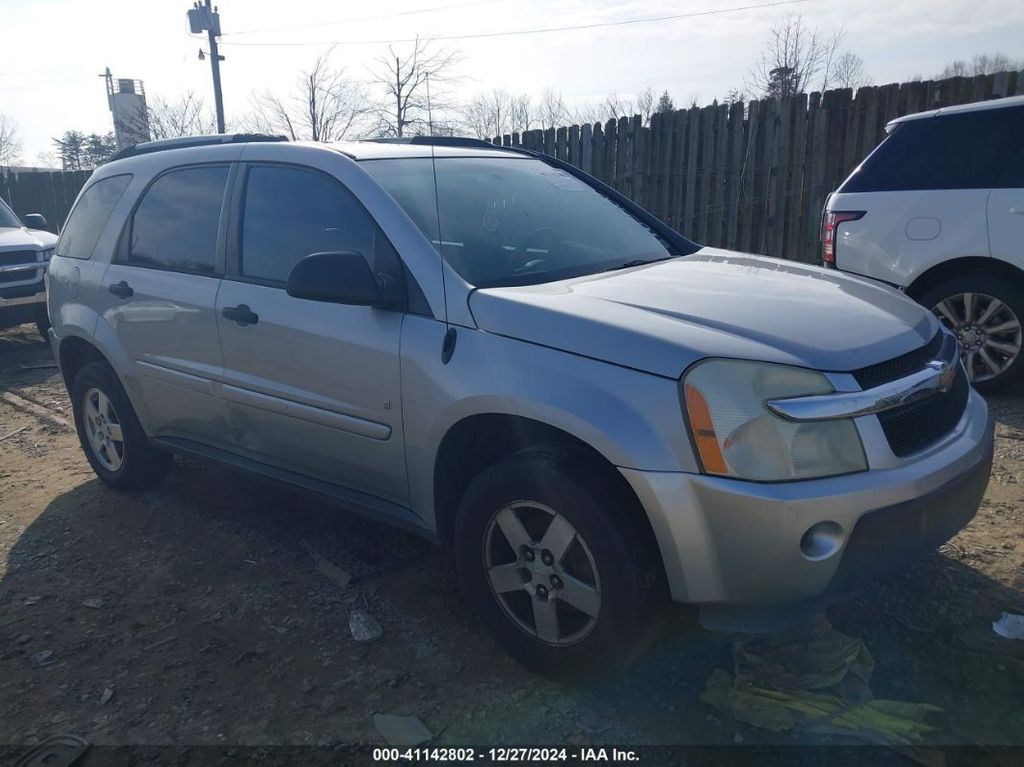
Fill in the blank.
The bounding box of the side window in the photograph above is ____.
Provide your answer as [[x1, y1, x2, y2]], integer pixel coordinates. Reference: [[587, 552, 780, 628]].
[[56, 175, 132, 260], [995, 109, 1024, 189], [128, 165, 228, 275], [842, 106, 1024, 192], [239, 165, 379, 283]]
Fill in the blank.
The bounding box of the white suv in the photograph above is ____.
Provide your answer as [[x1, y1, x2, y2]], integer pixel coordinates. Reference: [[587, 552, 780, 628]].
[[825, 96, 1024, 392]]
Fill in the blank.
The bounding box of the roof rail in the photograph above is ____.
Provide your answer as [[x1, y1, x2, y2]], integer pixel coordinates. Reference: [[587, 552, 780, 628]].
[[363, 136, 502, 149], [107, 134, 288, 163]]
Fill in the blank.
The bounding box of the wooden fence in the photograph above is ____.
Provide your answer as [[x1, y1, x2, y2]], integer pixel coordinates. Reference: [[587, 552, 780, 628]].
[[491, 70, 1024, 263], [0, 168, 91, 233]]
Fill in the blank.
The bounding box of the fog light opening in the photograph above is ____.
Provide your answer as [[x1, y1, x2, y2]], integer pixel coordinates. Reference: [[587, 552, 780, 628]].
[[800, 521, 844, 561]]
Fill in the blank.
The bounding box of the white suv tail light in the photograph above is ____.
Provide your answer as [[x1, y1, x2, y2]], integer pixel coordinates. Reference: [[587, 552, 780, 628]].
[[822, 210, 865, 267]]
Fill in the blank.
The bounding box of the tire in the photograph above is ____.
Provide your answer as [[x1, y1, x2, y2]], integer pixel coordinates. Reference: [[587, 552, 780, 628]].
[[917, 274, 1024, 394], [70, 361, 171, 490], [35, 311, 51, 341], [454, 451, 666, 680]]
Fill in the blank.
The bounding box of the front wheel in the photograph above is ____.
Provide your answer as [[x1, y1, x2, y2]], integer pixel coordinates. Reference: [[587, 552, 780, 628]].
[[918, 274, 1024, 393], [454, 452, 666, 680]]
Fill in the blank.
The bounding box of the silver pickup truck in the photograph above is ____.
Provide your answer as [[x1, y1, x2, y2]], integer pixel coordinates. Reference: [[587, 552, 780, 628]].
[[0, 196, 56, 337], [46, 135, 993, 679]]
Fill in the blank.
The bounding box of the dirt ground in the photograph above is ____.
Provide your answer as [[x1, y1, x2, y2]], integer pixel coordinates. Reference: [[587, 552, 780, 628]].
[[1, 322, 1023, 760]]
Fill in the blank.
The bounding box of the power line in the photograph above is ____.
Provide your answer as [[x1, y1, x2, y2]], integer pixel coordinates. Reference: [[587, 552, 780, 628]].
[[222, 0, 505, 37], [219, 0, 811, 47]]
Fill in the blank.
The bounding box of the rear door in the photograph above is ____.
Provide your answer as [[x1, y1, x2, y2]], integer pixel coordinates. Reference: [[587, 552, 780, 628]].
[[215, 162, 408, 504], [100, 164, 233, 446]]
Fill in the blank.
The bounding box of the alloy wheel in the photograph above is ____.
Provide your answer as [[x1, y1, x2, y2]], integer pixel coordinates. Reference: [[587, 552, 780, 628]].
[[483, 501, 601, 646], [82, 386, 125, 472], [932, 292, 1022, 383]]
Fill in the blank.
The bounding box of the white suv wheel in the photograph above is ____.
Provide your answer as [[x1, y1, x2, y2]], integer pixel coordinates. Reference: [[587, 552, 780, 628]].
[[933, 291, 1023, 383]]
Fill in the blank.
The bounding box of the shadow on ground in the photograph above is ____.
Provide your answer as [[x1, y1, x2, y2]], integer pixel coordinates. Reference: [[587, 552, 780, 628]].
[[1, 454, 1022, 754]]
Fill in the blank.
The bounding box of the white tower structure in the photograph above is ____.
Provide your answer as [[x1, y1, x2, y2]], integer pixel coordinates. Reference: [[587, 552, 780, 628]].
[[103, 68, 151, 150]]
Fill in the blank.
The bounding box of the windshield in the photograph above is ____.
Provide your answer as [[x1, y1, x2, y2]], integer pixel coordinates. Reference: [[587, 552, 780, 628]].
[[362, 156, 688, 288], [0, 198, 23, 229]]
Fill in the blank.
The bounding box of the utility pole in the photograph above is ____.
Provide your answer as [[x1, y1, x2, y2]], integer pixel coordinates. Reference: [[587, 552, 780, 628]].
[[188, 0, 225, 133]]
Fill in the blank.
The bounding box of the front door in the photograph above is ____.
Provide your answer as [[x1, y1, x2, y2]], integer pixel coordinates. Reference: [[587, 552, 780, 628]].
[[215, 163, 408, 504], [99, 164, 232, 446]]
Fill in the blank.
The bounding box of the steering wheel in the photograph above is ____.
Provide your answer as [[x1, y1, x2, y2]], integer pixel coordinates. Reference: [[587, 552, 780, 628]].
[[510, 227, 563, 273]]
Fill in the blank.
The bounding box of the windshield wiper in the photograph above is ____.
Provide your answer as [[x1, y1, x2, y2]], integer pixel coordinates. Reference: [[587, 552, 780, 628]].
[[605, 256, 675, 272]]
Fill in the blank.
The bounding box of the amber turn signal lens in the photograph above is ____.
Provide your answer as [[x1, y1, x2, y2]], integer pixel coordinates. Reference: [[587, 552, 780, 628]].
[[683, 383, 728, 475]]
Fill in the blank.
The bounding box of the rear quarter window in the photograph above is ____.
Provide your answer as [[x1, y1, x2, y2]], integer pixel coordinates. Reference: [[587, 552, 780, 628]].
[[839, 105, 1024, 193], [55, 174, 132, 260]]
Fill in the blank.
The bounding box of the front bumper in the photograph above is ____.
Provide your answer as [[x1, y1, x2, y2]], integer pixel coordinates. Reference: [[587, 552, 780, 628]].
[[0, 287, 47, 326], [621, 389, 993, 611]]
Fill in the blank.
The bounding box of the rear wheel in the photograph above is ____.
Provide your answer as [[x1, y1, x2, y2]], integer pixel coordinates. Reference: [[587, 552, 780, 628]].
[[918, 274, 1024, 393], [70, 361, 171, 490], [454, 452, 666, 680]]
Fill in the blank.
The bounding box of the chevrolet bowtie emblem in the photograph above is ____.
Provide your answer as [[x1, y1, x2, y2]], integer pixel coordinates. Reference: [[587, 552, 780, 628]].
[[927, 357, 957, 393]]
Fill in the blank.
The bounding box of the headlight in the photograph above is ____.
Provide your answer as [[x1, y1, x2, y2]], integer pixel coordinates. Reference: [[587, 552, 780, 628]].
[[41, 247, 55, 261], [682, 359, 867, 481]]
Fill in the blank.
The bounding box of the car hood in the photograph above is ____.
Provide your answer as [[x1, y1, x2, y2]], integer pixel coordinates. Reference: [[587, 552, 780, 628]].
[[0, 226, 57, 250], [469, 248, 938, 379]]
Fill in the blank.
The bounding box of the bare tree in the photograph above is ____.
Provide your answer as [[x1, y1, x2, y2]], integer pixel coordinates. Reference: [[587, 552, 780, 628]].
[[572, 102, 606, 126], [509, 94, 532, 134], [636, 86, 656, 125], [463, 90, 532, 139], [248, 51, 370, 141], [538, 89, 570, 129], [603, 92, 634, 121], [0, 114, 22, 165], [830, 52, 872, 90], [747, 14, 846, 98], [369, 37, 461, 137], [575, 91, 639, 126], [938, 53, 1022, 78], [148, 91, 217, 140]]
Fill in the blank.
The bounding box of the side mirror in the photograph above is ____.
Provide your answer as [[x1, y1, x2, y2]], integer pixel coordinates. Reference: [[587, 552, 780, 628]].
[[286, 251, 402, 308], [22, 213, 47, 230]]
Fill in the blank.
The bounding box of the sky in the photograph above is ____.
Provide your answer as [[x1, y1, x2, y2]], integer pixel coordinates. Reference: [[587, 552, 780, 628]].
[[4, 0, 1023, 165]]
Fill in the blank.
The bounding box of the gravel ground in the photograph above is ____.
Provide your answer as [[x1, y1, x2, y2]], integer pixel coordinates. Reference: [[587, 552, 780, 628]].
[[1, 323, 1022, 761]]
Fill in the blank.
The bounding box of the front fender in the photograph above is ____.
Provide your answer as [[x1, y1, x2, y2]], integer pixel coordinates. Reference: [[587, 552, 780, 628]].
[[401, 317, 697, 528]]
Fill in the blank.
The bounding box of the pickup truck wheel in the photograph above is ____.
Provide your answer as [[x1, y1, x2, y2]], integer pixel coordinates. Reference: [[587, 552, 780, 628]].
[[70, 361, 170, 491], [919, 274, 1024, 393], [35, 313, 51, 341], [454, 452, 665, 680]]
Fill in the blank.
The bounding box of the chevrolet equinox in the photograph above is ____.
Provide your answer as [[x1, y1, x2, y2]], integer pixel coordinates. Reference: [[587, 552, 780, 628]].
[[46, 134, 994, 677]]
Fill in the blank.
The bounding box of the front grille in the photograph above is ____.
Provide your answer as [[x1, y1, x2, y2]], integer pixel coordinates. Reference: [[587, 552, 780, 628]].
[[852, 331, 943, 389], [0, 249, 41, 285], [878, 364, 970, 456], [850, 331, 970, 457]]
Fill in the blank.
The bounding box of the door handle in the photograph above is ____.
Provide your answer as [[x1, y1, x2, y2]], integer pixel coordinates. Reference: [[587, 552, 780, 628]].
[[1010, 208, 1024, 215], [108, 280, 133, 299], [222, 303, 259, 326]]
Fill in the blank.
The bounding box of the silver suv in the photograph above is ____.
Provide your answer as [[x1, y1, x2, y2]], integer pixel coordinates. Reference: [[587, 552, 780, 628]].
[[47, 135, 993, 677]]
